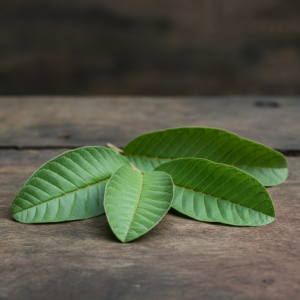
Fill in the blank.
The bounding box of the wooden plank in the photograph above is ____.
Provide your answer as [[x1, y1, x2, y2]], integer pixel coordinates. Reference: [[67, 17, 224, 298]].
[[0, 149, 299, 300], [0, 97, 299, 149]]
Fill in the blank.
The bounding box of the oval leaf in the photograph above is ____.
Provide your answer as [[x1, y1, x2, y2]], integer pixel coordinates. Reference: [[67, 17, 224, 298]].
[[155, 158, 275, 226], [104, 164, 174, 242], [11, 147, 129, 223], [123, 127, 288, 186]]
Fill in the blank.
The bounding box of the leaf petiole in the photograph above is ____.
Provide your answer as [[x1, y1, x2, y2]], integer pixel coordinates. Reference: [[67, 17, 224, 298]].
[[106, 143, 124, 154]]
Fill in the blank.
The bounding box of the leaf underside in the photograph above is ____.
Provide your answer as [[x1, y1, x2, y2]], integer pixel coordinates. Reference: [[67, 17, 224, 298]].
[[155, 158, 275, 226], [11, 147, 129, 223], [104, 164, 174, 242], [123, 127, 288, 186]]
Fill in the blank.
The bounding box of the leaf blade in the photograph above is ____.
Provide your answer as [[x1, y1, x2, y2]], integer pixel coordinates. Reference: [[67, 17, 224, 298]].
[[11, 146, 130, 223], [104, 164, 174, 242], [123, 127, 288, 186], [155, 158, 275, 226]]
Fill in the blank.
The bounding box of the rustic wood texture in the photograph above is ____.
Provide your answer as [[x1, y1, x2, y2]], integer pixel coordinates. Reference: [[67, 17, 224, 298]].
[[0, 98, 299, 300], [0, 97, 299, 149], [0, 150, 300, 300]]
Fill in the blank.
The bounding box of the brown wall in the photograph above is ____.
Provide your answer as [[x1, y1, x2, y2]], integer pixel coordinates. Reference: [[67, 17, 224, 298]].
[[1, 0, 300, 95]]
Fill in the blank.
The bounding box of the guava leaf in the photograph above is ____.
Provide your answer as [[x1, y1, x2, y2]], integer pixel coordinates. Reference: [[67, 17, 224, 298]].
[[123, 127, 288, 186], [155, 158, 275, 226], [11, 147, 129, 223], [104, 164, 174, 242]]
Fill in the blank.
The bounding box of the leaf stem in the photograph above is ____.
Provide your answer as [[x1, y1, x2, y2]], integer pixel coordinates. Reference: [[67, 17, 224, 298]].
[[106, 143, 143, 173], [129, 162, 144, 174], [106, 143, 124, 154]]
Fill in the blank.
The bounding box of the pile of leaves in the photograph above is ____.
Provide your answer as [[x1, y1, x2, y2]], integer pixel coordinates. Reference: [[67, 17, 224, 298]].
[[11, 127, 288, 242]]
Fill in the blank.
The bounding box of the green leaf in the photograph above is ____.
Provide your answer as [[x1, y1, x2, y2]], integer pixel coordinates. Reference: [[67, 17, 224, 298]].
[[11, 147, 129, 223], [155, 158, 275, 226], [104, 164, 174, 242], [123, 127, 288, 186]]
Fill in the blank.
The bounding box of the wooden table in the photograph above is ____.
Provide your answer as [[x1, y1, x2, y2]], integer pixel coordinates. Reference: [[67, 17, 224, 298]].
[[0, 97, 299, 300]]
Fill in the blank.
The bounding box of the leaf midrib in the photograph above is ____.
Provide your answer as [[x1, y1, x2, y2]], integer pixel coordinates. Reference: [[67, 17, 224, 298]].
[[174, 184, 274, 217], [124, 173, 144, 242], [13, 178, 109, 214], [124, 153, 286, 169]]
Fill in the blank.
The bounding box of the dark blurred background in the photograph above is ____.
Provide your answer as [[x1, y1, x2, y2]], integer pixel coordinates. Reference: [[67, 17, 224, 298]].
[[1, 0, 300, 96]]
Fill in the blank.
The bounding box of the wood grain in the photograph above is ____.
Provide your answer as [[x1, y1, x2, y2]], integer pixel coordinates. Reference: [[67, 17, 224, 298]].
[[0, 98, 299, 300], [0, 97, 299, 149], [0, 149, 299, 300]]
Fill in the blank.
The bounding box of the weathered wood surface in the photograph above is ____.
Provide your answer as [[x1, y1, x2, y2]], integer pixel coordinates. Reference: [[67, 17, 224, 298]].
[[0, 97, 299, 149], [0, 98, 300, 300], [0, 150, 300, 300]]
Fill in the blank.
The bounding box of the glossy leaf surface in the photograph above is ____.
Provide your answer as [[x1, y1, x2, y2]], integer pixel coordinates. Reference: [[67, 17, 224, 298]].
[[11, 147, 129, 223], [104, 164, 174, 242], [155, 158, 275, 226], [123, 127, 288, 186]]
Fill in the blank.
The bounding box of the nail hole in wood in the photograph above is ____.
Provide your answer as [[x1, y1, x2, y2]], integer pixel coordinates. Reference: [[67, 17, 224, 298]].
[[58, 135, 70, 140], [262, 279, 274, 285]]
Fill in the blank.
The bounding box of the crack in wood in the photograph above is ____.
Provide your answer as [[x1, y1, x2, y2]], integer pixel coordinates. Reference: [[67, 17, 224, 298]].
[[275, 149, 300, 157], [0, 146, 299, 157]]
